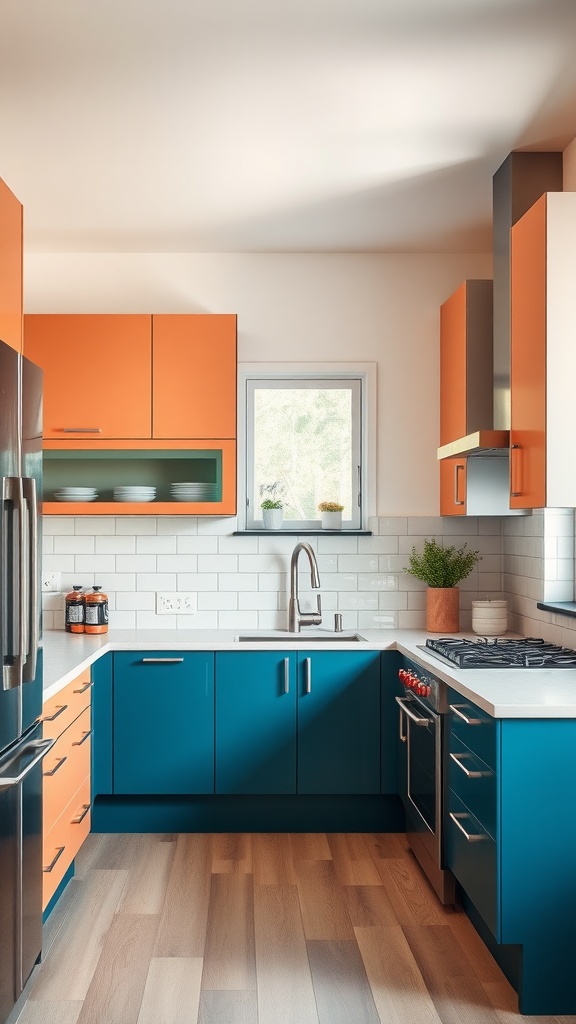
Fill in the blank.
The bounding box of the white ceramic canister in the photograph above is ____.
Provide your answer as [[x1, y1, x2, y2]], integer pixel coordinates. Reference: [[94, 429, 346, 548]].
[[472, 599, 508, 636]]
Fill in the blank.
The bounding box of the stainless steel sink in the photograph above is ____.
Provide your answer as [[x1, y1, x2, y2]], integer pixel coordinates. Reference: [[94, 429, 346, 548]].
[[235, 633, 365, 642]]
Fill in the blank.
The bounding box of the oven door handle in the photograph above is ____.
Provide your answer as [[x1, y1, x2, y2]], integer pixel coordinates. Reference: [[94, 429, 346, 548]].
[[395, 696, 431, 727]]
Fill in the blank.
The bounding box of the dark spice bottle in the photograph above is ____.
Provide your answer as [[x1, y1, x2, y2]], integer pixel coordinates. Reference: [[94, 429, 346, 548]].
[[84, 586, 109, 634], [65, 585, 85, 633]]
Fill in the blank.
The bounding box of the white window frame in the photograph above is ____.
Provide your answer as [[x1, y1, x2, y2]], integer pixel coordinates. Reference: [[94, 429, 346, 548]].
[[238, 363, 376, 531]]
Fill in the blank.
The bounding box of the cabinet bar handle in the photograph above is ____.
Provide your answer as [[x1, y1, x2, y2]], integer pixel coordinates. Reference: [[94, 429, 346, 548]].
[[454, 463, 465, 506], [449, 811, 487, 843], [283, 658, 290, 694], [449, 751, 487, 778], [43, 846, 65, 873], [72, 729, 93, 747], [71, 803, 91, 824], [39, 704, 68, 723], [73, 681, 93, 694], [43, 755, 67, 777], [510, 442, 522, 498], [62, 427, 102, 433], [449, 704, 483, 725], [304, 657, 311, 694], [395, 696, 430, 726], [141, 658, 184, 664]]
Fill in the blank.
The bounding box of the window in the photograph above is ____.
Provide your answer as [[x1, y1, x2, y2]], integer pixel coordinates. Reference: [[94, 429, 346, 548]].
[[241, 366, 373, 531]]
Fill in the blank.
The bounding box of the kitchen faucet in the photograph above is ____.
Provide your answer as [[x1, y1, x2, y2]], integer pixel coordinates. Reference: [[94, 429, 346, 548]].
[[288, 541, 322, 632]]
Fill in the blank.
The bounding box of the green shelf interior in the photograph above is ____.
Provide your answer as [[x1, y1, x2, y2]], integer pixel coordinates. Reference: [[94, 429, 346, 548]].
[[43, 449, 223, 502]]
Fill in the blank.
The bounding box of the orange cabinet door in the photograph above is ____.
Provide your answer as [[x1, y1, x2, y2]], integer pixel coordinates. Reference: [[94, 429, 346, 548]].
[[510, 197, 546, 509], [152, 314, 237, 439], [440, 283, 467, 446], [440, 459, 467, 516], [0, 178, 23, 353], [23, 314, 152, 439]]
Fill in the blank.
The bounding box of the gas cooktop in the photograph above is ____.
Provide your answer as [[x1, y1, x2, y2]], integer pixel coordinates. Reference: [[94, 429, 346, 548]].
[[420, 636, 576, 669]]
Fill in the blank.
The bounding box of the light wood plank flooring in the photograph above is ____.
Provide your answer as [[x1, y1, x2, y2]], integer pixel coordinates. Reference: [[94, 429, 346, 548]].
[[16, 832, 576, 1024]]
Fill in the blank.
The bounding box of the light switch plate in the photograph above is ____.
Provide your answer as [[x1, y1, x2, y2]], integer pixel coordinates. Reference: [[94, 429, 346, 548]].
[[42, 571, 61, 592], [156, 592, 197, 614]]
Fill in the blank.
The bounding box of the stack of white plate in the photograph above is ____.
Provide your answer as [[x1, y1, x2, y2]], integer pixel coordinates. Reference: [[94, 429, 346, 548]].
[[54, 487, 98, 502], [170, 482, 219, 502], [113, 485, 156, 503]]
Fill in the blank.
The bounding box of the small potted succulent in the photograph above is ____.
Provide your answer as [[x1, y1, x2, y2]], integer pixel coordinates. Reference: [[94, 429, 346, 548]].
[[404, 538, 481, 633], [260, 498, 284, 530], [318, 501, 344, 530]]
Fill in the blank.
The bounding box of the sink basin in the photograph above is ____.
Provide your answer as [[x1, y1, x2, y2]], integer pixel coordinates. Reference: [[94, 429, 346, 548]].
[[235, 633, 365, 643]]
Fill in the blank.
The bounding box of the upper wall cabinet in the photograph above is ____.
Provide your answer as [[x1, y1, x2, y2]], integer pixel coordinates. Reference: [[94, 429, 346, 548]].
[[152, 314, 236, 439], [510, 192, 576, 509], [0, 178, 23, 353], [439, 280, 493, 516], [24, 315, 152, 439], [23, 313, 237, 442]]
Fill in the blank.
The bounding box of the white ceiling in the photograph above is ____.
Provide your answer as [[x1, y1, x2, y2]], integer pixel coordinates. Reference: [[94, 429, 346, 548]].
[[2, 0, 576, 254]]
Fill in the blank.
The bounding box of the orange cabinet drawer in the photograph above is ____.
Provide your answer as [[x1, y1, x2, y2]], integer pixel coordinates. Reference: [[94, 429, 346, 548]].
[[42, 774, 91, 909], [43, 706, 92, 835], [41, 668, 92, 740]]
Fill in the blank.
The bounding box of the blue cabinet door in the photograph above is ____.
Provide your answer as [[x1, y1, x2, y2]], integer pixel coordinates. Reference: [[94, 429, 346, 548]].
[[297, 651, 381, 794], [113, 652, 214, 795], [215, 651, 297, 794]]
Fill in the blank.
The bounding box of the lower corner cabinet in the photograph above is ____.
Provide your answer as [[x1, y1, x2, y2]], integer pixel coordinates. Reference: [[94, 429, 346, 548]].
[[41, 667, 93, 909], [214, 650, 381, 795], [445, 687, 576, 1016], [112, 652, 215, 795]]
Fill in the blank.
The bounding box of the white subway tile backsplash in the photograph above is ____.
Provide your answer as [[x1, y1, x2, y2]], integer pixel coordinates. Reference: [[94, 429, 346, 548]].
[[157, 517, 197, 535], [338, 554, 378, 573], [158, 555, 198, 573], [219, 535, 258, 554], [258, 572, 288, 592], [44, 554, 75, 573], [337, 592, 378, 611], [137, 535, 177, 554], [115, 517, 157, 535], [42, 517, 75, 536], [218, 573, 259, 592], [178, 536, 217, 554], [74, 554, 116, 574], [359, 611, 397, 629], [358, 536, 399, 554], [239, 554, 285, 573], [96, 536, 136, 554], [54, 536, 95, 555], [115, 554, 156, 573], [377, 516, 407, 535], [137, 573, 176, 591], [197, 516, 237, 535], [136, 610, 176, 629], [239, 591, 278, 610], [75, 517, 116, 535], [109, 610, 136, 629], [177, 573, 218, 591], [317, 536, 357, 554], [116, 592, 155, 610], [198, 592, 238, 611], [178, 611, 218, 630], [218, 610, 259, 630], [197, 554, 237, 573], [257, 536, 295, 554]]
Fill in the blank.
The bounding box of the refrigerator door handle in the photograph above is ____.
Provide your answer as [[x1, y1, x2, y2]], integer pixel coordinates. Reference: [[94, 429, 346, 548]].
[[21, 478, 39, 683], [0, 737, 55, 789], [2, 476, 23, 692]]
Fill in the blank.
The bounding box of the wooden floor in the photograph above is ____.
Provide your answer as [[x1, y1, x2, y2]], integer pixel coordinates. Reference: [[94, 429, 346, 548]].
[[17, 832, 575, 1024]]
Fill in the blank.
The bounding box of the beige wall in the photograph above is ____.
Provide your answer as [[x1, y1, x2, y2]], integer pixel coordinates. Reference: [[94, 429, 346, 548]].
[[563, 137, 576, 190], [24, 251, 492, 517]]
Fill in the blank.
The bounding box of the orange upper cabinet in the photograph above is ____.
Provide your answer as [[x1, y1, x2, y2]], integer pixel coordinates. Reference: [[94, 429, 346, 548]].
[[439, 280, 493, 516], [152, 314, 237, 439], [0, 178, 23, 353], [510, 193, 576, 509], [23, 314, 152, 439]]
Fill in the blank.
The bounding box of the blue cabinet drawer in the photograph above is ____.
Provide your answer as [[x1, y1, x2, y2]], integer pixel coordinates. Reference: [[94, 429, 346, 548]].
[[447, 688, 497, 770], [448, 734, 496, 839], [446, 789, 499, 938]]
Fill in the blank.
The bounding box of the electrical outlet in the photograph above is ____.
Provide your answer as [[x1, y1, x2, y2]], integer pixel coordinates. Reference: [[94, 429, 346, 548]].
[[156, 592, 197, 615], [42, 571, 61, 592]]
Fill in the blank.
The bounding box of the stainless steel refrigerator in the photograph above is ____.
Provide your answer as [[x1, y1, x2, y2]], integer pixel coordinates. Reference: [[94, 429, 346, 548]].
[[0, 339, 52, 1024]]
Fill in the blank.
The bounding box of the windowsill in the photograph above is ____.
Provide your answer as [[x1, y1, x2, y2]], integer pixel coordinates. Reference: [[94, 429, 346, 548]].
[[537, 601, 576, 619], [234, 530, 373, 536]]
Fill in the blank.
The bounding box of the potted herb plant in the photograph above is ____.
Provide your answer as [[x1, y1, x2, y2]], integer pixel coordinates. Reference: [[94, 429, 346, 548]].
[[318, 501, 344, 530], [260, 498, 284, 530], [404, 538, 481, 633]]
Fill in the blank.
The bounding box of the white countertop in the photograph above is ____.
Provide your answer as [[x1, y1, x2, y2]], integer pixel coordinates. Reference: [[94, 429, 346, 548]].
[[41, 628, 576, 719]]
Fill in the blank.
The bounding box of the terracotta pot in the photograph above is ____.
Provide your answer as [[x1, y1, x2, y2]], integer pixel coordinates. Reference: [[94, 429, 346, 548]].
[[426, 587, 459, 633]]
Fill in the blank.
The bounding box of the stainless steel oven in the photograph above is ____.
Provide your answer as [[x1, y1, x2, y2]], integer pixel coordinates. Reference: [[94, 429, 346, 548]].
[[396, 659, 455, 905]]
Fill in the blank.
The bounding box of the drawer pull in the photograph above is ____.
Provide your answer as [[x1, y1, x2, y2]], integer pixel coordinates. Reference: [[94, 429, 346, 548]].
[[62, 427, 102, 433], [43, 755, 67, 777], [304, 657, 312, 694], [449, 704, 483, 726], [71, 803, 91, 824], [283, 657, 290, 694], [141, 658, 184, 664], [73, 681, 93, 694], [39, 704, 68, 723], [449, 752, 489, 779], [72, 729, 93, 747], [449, 811, 487, 843], [44, 846, 65, 873]]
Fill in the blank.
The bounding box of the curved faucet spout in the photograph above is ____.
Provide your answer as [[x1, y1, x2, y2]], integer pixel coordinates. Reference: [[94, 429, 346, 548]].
[[288, 542, 322, 633]]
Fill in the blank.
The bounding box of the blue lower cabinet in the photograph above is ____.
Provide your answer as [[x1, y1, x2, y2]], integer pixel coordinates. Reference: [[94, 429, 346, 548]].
[[297, 651, 381, 794], [113, 652, 215, 795], [446, 789, 498, 937], [215, 651, 297, 794]]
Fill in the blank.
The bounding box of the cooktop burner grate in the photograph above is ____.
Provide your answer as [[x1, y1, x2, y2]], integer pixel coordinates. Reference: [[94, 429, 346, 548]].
[[423, 636, 576, 668]]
